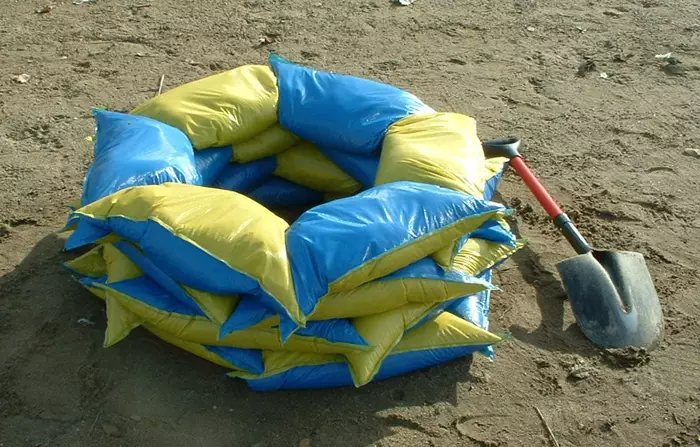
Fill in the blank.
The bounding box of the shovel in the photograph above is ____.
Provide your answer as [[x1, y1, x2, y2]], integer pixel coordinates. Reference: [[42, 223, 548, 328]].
[[482, 137, 664, 351]]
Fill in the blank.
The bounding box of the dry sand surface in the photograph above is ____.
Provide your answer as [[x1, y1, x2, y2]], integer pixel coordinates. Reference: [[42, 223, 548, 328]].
[[1, 0, 700, 446]]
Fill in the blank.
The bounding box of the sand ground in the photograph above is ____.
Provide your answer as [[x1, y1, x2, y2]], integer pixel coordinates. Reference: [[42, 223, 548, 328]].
[[1, 0, 699, 446]]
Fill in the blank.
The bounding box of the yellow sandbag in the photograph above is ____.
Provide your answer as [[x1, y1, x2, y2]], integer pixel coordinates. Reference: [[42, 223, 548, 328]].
[[71, 254, 245, 370], [103, 243, 142, 282], [233, 124, 300, 163], [143, 324, 243, 370], [131, 65, 279, 149], [229, 312, 502, 386], [182, 285, 238, 327], [451, 237, 525, 276], [311, 277, 487, 320], [67, 183, 303, 326], [393, 311, 500, 353], [376, 112, 490, 267], [64, 243, 145, 346], [274, 141, 362, 195], [346, 306, 502, 386], [69, 235, 522, 326], [97, 240, 365, 354], [231, 351, 345, 380], [102, 243, 146, 346], [484, 156, 510, 181], [98, 282, 368, 354], [344, 304, 432, 386], [312, 235, 519, 320], [431, 243, 461, 268], [66, 242, 238, 328], [63, 245, 106, 278], [104, 292, 144, 347], [376, 112, 487, 196], [245, 260, 490, 322], [326, 208, 506, 295]]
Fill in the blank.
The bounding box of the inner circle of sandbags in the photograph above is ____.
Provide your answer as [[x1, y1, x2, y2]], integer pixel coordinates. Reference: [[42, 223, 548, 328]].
[[62, 54, 524, 391]]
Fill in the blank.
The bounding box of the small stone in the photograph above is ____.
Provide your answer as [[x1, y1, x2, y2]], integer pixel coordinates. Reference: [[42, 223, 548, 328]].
[[603, 10, 623, 17], [577, 59, 596, 77], [663, 64, 685, 76], [471, 370, 490, 384], [682, 148, 700, 158], [535, 359, 552, 368], [568, 364, 597, 380], [599, 72, 609, 79], [448, 58, 467, 65], [603, 347, 650, 368], [526, 26, 536, 32], [300, 50, 319, 59], [11, 74, 31, 84], [101, 423, 121, 437], [130, 415, 142, 422], [299, 439, 312, 447]]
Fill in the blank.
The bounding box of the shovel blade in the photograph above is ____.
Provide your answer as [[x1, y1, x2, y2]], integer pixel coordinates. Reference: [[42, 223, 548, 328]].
[[556, 250, 664, 350]]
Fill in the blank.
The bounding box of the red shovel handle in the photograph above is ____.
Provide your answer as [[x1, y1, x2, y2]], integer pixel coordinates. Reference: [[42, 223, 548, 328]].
[[482, 138, 593, 255], [509, 156, 563, 219]]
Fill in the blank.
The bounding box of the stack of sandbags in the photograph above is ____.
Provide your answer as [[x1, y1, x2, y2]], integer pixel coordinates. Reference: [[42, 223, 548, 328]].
[[62, 55, 523, 390]]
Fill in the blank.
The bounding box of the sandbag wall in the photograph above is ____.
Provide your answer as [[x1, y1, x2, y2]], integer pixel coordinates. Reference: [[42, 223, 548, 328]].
[[62, 54, 523, 390]]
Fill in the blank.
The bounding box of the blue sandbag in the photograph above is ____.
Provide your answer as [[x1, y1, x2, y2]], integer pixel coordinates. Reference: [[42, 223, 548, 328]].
[[75, 274, 265, 372], [270, 54, 433, 156], [319, 147, 379, 189], [286, 181, 508, 317], [447, 270, 493, 331], [238, 344, 484, 391], [203, 345, 266, 374], [470, 219, 517, 246], [214, 157, 277, 192], [220, 297, 276, 334], [81, 109, 201, 206], [113, 240, 210, 316], [446, 270, 495, 359], [484, 162, 508, 202], [107, 275, 367, 349], [80, 272, 368, 357], [235, 270, 498, 391], [218, 296, 369, 348], [249, 177, 324, 208], [76, 275, 266, 373], [219, 256, 493, 335], [195, 146, 233, 186]]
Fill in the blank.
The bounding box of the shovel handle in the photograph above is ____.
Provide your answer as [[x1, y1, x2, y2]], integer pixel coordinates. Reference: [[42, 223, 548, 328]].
[[483, 138, 593, 255], [509, 157, 563, 219]]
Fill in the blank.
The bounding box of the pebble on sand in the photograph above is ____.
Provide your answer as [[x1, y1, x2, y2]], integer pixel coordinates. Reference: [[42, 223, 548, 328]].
[[682, 148, 700, 158]]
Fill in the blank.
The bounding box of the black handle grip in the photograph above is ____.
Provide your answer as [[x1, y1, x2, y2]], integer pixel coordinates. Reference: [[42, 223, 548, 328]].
[[482, 137, 521, 159]]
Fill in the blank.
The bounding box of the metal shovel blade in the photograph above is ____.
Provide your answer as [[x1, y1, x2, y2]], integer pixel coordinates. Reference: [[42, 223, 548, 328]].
[[556, 249, 664, 350]]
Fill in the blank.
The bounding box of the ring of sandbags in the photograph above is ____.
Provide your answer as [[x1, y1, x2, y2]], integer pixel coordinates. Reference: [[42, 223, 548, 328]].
[[62, 54, 524, 390]]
